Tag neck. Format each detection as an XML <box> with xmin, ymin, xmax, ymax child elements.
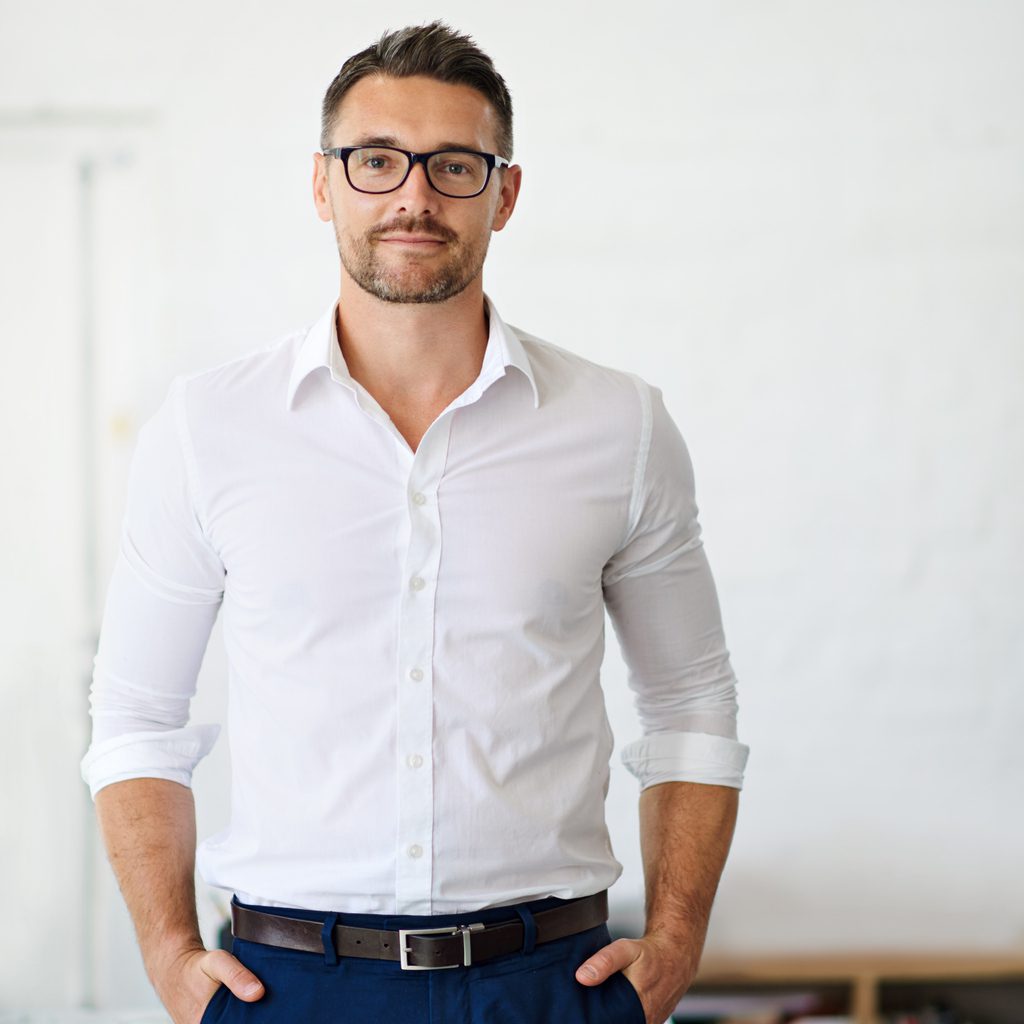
<box><xmin>335</xmin><ymin>274</ymin><xmax>489</xmax><ymax>408</ymax></box>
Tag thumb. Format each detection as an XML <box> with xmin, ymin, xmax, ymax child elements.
<box><xmin>202</xmin><ymin>949</ymin><xmax>265</xmax><ymax>1002</ymax></box>
<box><xmin>575</xmin><ymin>938</ymin><xmax>641</xmax><ymax>986</ymax></box>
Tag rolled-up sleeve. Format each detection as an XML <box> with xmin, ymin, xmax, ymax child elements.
<box><xmin>80</xmin><ymin>376</ymin><xmax>225</xmax><ymax>799</ymax></box>
<box><xmin>603</xmin><ymin>378</ymin><xmax>749</xmax><ymax>790</ymax></box>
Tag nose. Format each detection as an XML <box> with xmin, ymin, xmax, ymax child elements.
<box><xmin>391</xmin><ymin>158</ymin><xmax>437</xmax><ymax>216</ymax></box>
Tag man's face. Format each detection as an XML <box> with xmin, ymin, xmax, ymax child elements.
<box><xmin>313</xmin><ymin>74</ymin><xmax>521</xmax><ymax>304</ymax></box>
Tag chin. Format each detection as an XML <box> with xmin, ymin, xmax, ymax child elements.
<box><xmin>369</xmin><ymin>280</ymin><xmax>473</xmax><ymax>304</ymax></box>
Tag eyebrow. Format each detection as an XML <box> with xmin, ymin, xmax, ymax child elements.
<box><xmin>349</xmin><ymin>134</ymin><xmax>401</xmax><ymax>148</ymax></box>
<box><xmin>347</xmin><ymin>134</ymin><xmax>486</xmax><ymax>153</ymax></box>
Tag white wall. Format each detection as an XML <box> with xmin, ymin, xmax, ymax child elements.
<box><xmin>1</xmin><ymin>0</ymin><xmax>1021</xmax><ymax>1009</ymax></box>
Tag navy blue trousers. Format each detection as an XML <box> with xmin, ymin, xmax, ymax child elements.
<box><xmin>199</xmin><ymin>893</ymin><xmax>646</xmax><ymax>1023</ymax></box>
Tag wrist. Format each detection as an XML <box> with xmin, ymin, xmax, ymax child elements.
<box><xmin>641</xmin><ymin>925</ymin><xmax>705</xmax><ymax>968</ymax></box>
<box><xmin>145</xmin><ymin>934</ymin><xmax>207</xmax><ymax>983</ymax></box>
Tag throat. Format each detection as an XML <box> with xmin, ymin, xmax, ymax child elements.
<box><xmin>382</xmin><ymin>401</ymin><xmax>446</xmax><ymax>454</ymax></box>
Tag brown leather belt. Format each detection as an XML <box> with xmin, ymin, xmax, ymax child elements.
<box><xmin>232</xmin><ymin>890</ymin><xmax>608</xmax><ymax>971</ymax></box>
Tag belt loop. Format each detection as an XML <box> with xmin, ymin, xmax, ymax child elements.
<box><xmin>321</xmin><ymin>912</ymin><xmax>340</xmax><ymax>966</ymax></box>
<box><xmin>513</xmin><ymin>904</ymin><xmax>537</xmax><ymax>955</ymax></box>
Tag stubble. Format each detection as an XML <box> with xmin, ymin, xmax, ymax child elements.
<box><xmin>336</xmin><ymin>215</ymin><xmax>490</xmax><ymax>304</ymax></box>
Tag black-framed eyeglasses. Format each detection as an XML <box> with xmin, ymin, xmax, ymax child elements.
<box><xmin>321</xmin><ymin>146</ymin><xmax>510</xmax><ymax>199</ymax></box>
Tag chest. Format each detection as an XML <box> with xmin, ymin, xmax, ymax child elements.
<box><xmin>201</xmin><ymin>398</ymin><xmax>634</xmax><ymax>623</ymax></box>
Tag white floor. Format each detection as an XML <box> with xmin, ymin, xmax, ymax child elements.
<box><xmin>0</xmin><ymin>1014</ymin><xmax>169</xmax><ymax>1023</ymax></box>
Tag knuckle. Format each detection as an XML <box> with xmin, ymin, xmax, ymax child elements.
<box><xmin>201</xmin><ymin>949</ymin><xmax>239</xmax><ymax>982</ymax></box>
<box><xmin>198</xmin><ymin>949</ymin><xmax>225</xmax><ymax>976</ymax></box>
<box><xmin>222</xmin><ymin>957</ymin><xmax>254</xmax><ymax>986</ymax></box>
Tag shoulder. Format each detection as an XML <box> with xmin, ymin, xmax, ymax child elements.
<box><xmin>503</xmin><ymin>322</ymin><xmax>689</xmax><ymax>483</ymax></box>
<box><xmin>173</xmin><ymin>327</ymin><xmax>307</xmax><ymax>411</ymax></box>
<box><xmin>129</xmin><ymin>323</ymin><xmax>315</xmax><ymax>471</ymax></box>
<box><xmin>506</xmin><ymin>321</ymin><xmax>654</xmax><ymax>414</ymax></box>
<box><xmin>144</xmin><ymin>319</ymin><xmax>321</xmax><ymax>454</ymax></box>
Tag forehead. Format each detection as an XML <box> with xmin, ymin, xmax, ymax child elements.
<box><xmin>333</xmin><ymin>74</ymin><xmax>500</xmax><ymax>152</ymax></box>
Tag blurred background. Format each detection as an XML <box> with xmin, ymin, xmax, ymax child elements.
<box><xmin>0</xmin><ymin>0</ymin><xmax>1021</xmax><ymax>1018</ymax></box>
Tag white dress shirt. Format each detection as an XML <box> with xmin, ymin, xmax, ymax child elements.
<box><xmin>80</xmin><ymin>296</ymin><xmax>749</xmax><ymax>915</ymax></box>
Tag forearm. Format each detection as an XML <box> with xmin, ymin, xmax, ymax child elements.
<box><xmin>639</xmin><ymin>780</ymin><xmax>738</xmax><ymax>962</ymax></box>
<box><xmin>94</xmin><ymin>778</ymin><xmax>205</xmax><ymax>987</ymax></box>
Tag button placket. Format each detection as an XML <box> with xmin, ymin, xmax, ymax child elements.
<box><xmin>393</xmin><ymin>413</ymin><xmax>453</xmax><ymax>914</ymax></box>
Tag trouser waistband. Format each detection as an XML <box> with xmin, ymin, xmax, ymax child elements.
<box><xmin>230</xmin><ymin>891</ymin><xmax>609</xmax><ymax>970</ymax></box>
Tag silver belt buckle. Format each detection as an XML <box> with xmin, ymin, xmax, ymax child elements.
<box><xmin>398</xmin><ymin>922</ymin><xmax>485</xmax><ymax>970</ymax></box>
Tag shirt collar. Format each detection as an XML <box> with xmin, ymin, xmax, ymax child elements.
<box><xmin>285</xmin><ymin>294</ymin><xmax>540</xmax><ymax>412</ymax></box>
<box><xmin>481</xmin><ymin>293</ymin><xmax>540</xmax><ymax>408</ymax></box>
<box><xmin>285</xmin><ymin>302</ymin><xmax>338</xmax><ymax>410</ymax></box>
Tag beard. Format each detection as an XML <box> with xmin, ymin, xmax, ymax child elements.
<box><xmin>336</xmin><ymin>214</ymin><xmax>490</xmax><ymax>304</ymax></box>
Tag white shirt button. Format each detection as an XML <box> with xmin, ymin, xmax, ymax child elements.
<box><xmin>410</xmin><ymin>576</ymin><xmax>425</xmax><ymax>591</ymax></box>
<box><xmin>412</xmin><ymin>492</ymin><xmax>427</xmax><ymax>506</ymax></box>
<box><xmin>408</xmin><ymin>844</ymin><xmax>423</xmax><ymax>859</ymax></box>
<box><xmin>407</xmin><ymin>753</ymin><xmax>424</xmax><ymax>769</ymax></box>
<box><xmin>409</xmin><ymin>667</ymin><xmax>424</xmax><ymax>682</ymax></box>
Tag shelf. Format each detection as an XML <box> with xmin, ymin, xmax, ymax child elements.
<box><xmin>685</xmin><ymin>952</ymin><xmax>1024</xmax><ymax>1024</ymax></box>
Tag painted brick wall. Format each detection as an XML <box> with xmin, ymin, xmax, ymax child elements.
<box><xmin>1</xmin><ymin>0</ymin><xmax>1019</xmax><ymax>1009</ymax></box>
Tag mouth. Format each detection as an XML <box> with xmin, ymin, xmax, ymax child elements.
<box><xmin>377</xmin><ymin>234</ymin><xmax>447</xmax><ymax>246</ymax></box>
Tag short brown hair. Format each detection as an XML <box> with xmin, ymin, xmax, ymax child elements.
<box><xmin>320</xmin><ymin>21</ymin><xmax>514</xmax><ymax>159</ymax></box>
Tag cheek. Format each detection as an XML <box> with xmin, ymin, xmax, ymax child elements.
<box><xmin>332</xmin><ymin>193</ymin><xmax>387</xmax><ymax>234</ymax></box>
<box><xmin>458</xmin><ymin>202</ymin><xmax>500</xmax><ymax>239</ymax></box>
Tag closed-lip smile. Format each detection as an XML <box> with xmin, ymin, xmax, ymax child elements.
<box><xmin>378</xmin><ymin>233</ymin><xmax>446</xmax><ymax>243</ymax></box>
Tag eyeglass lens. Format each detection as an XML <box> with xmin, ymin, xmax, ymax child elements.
<box><xmin>348</xmin><ymin>148</ymin><xmax>489</xmax><ymax>196</ymax></box>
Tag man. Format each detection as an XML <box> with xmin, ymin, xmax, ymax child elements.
<box><xmin>81</xmin><ymin>21</ymin><xmax>749</xmax><ymax>1024</ymax></box>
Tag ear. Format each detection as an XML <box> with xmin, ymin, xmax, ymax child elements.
<box><xmin>491</xmin><ymin>163</ymin><xmax>522</xmax><ymax>232</ymax></box>
<box><xmin>312</xmin><ymin>152</ymin><xmax>333</xmax><ymax>223</ymax></box>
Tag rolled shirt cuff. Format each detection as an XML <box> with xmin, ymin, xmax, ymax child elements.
<box><xmin>80</xmin><ymin>723</ymin><xmax>221</xmax><ymax>799</ymax></box>
<box><xmin>621</xmin><ymin>730</ymin><xmax>749</xmax><ymax>790</ymax></box>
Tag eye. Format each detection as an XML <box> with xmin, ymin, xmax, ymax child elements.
<box><xmin>428</xmin><ymin>153</ymin><xmax>486</xmax><ymax>191</ymax></box>
<box><xmin>355</xmin><ymin>149</ymin><xmax>400</xmax><ymax>172</ymax></box>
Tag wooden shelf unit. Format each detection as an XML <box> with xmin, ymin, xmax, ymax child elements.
<box><xmin>691</xmin><ymin>952</ymin><xmax>1024</xmax><ymax>1023</ymax></box>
